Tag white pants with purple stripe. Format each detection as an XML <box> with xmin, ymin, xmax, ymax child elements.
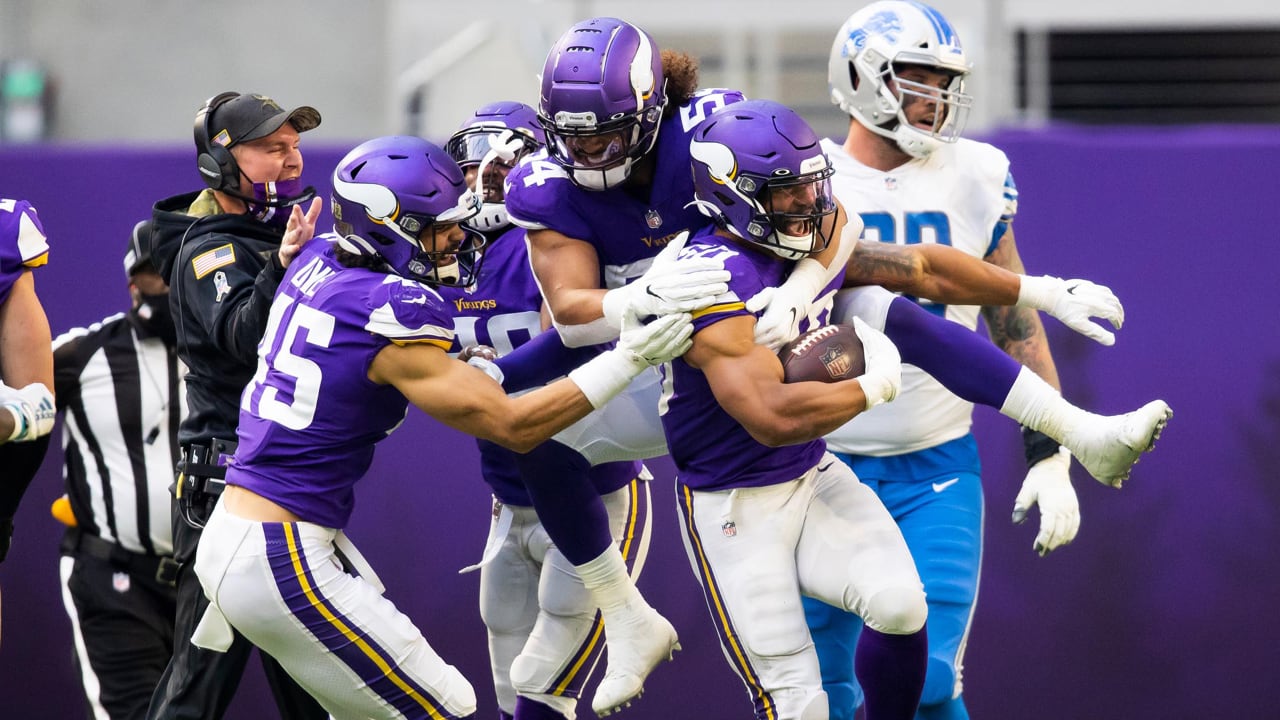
<box><xmin>477</xmin><ymin>478</ymin><xmax>652</xmax><ymax>718</ymax></box>
<box><xmin>675</xmin><ymin>454</ymin><xmax>926</xmax><ymax>720</ymax></box>
<box><xmin>194</xmin><ymin>501</ymin><xmax>476</xmax><ymax>720</ymax></box>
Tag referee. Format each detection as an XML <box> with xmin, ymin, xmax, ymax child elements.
<box><xmin>52</xmin><ymin>220</ymin><xmax>186</xmax><ymax>720</ymax></box>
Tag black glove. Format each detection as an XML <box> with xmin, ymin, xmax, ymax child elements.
<box><xmin>0</xmin><ymin>516</ymin><xmax>13</xmax><ymax>564</ymax></box>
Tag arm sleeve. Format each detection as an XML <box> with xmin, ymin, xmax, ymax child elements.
<box><xmin>0</xmin><ymin>434</ymin><xmax>52</xmax><ymax>519</ymax></box>
<box><xmin>883</xmin><ymin>295</ymin><xmax>1021</xmax><ymax>408</ymax></box>
<box><xmin>494</xmin><ymin>327</ymin><xmax>600</xmax><ymax>394</ymax></box>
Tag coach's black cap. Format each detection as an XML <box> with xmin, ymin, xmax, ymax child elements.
<box><xmin>207</xmin><ymin>92</ymin><xmax>321</xmax><ymax>148</ymax></box>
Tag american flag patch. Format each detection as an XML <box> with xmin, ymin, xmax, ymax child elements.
<box><xmin>192</xmin><ymin>244</ymin><xmax>236</xmax><ymax>278</ymax></box>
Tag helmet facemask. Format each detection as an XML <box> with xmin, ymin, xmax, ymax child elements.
<box><xmin>446</xmin><ymin>125</ymin><xmax>540</xmax><ymax>233</ymax></box>
<box><xmin>541</xmin><ymin>102</ymin><xmax>665</xmax><ymax>190</ymax></box>
<box><xmin>854</xmin><ymin>53</ymin><xmax>972</xmax><ymax>158</ymax></box>
<box><xmin>738</xmin><ymin>168</ymin><xmax>837</xmax><ymax>260</ymax></box>
<box><xmin>537</xmin><ymin>17</ymin><xmax>669</xmax><ymax>191</ymax></box>
<box><xmin>331</xmin><ymin>136</ymin><xmax>489</xmax><ymax>288</ymax></box>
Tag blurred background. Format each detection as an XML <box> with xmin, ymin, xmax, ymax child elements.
<box><xmin>2</xmin><ymin>0</ymin><xmax>1279</xmax><ymax>718</ymax></box>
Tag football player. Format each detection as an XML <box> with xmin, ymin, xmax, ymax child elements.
<box><xmin>804</xmin><ymin>4</ymin><xmax>1171</xmax><ymax>718</ymax></box>
<box><xmin>441</xmin><ymin>102</ymin><xmax>670</xmax><ymax>720</ymax></box>
<box><xmin>507</xmin><ymin>16</ymin><xmax>1170</xmax><ymax>717</ymax></box>
<box><xmin>0</xmin><ymin>198</ymin><xmax>56</xmax><ymax>647</ymax></box>
<box><xmin>188</xmin><ymin>136</ymin><xmax>695</xmax><ymax>720</ymax></box>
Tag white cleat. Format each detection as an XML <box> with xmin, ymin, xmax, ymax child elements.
<box><xmin>1064</xmin><ymin>399</ymin><xmax>1172</xmax><ymax>488</ymax></box>
<box><xmin>591</xmin><ymin>605</ymin><xmax>681</xmax><ymax>716</ymax></box>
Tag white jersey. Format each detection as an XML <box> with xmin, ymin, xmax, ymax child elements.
<box><xmin>824</xmin><ymin>137</ymin><xmax>1017</xmax><ymax>456</ymax></box>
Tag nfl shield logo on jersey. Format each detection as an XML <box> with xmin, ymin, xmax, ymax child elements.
<box><xmin>112</xmin><ymin>571</ymin><xmax>131</xmax><ymax>593</ymax></box>
<box><xmin>721</xmin><ymin>520</ymin><xmax>737</xmax><ymax>537</ymax></box>
<box><xmin>645</xmin><ymin>210</ymin><xmax>663</xmax><ymax>229</ymax></box>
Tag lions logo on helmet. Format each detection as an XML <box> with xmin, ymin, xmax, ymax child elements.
<box><xmin>828</xmin><ymin>0</ymin><xmax>972</xmax><ymax>158</ymax></box>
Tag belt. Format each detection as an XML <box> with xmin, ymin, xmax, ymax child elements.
<box><xmin>62</xmin><ymin>528</ymin><xmax>180</xmax><ymax>587</ymax></box>
<box><xmin>178</xmin><ymin>438</ymin><xmax>238</xmax><ymax>500</ymax></box>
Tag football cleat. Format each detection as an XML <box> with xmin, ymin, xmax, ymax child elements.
<box><xmin>1064</xmin><ymin>400</ymin><xmax>1173</xmax><ymax>488</ymax></box>
<box><xmin>591</xmin><ymin>603</ymin><xmax>681</xmax><ymax>716</ymax></box>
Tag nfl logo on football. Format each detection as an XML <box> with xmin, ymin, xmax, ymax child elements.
<box><xmin>721</xmin><ymin>521</ymin><xmax>737</xmax><ymax>537</ymax></box>
<box><xmin>821</xmin><ymin>346</ymin><xmax>851</xmax><ymax>378</ymax></box>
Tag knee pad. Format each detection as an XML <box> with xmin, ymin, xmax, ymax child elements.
<box><xmin>861</xmin><ymin>585</ymin><xmax>927</xmax><ymax>635</ymax></box>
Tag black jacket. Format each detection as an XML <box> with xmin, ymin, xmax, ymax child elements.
<box><xmin>151</xmin><ymin>191</ymin><xmax>286</xmax><ymax>447</ymax></box>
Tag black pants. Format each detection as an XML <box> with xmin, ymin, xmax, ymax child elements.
<box><xmin>62</xmin><ymin>548</ymin><xmax>178</xmax><ymax>720</ymax></box>
<box><xmin>145</xmin><ymin>496</ymin><xmax>327</xmax><ymax>720</ymax></box>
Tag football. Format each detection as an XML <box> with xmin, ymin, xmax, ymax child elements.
<box><xmin>779</xmin><ymin>323</ymin><xmax>865</xmax><ymax>383</ymax></box>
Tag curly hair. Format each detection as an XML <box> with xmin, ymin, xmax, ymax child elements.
<box><xmin>334</xmin><ymin>245</ymin><xmax>389</xmax><ymax>273</ymax></box>
<box><xmin>661</xmin><ymin>50</ymin><xmax>700</xmax><ymax>118</ymax></box>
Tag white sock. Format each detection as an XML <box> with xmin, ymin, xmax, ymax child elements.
<box><xmin>999</xmin><ymin>367</ymin><xmax>1093</xmax><ymax>444</ymax></box>
<box><xmin>575</xmin><ymin>547</ymin><xmax>640</xmax><ymax>613</ymax></box>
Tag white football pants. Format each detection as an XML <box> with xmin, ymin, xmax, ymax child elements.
<box><xmin>676</xmin><ymin>454</ymin><xmax>926</xmax><ymax>720</ymax></box>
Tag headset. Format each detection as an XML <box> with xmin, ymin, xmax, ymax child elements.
<box><xmin>193</xmin><ymin>91</ymin><xmax>242</xmax><ymax>192</ymax></box>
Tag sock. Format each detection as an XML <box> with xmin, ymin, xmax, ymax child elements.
<box><xmin>883</xmin><ymin>297</ymin><xmax>1019</xmax><ymax>408</ymax></box>
<box><xmin>513</xmin><ymin>696</ymin><xmax>569</xmax><ymax>720</ymax></box>
<box><xmin>855</xmin><ymin>626</ymin><xmax>928</xmax><ymax>720</ymax></box>
<box><xmin>573</xmin><ymin>545</ymin><xmax>637</xmax><ymax>612</ymax></box>
<box><xmin>998</xmin><ymin>366</ymin><xmax>1092</xmax><ymax>443</ymax></box>
<box><xmin>514</xmin><ymin>440</ymin><xmax>612</xmax><ymax>566</ymax></box>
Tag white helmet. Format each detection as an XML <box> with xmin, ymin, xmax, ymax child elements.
<box><xmin>828</xmin><ymin>1</ymin><xmax>972</xmax><ymax>158</ymax></box>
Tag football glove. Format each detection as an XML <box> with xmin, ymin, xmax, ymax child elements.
<box><xmin>569</xmin><ymin>311</ymin><xmax>694</xmax><ymax>409</ymax></box>
<box><xmin>2</xmin><ymin>382</ymin><xmax>55</xmax><ymax>443</ymax></box>
<box><xmin>851</xmin><ymin>317</ymin><xmax>901</xmax><ymax>411</ymax></box>
<box><xmin>747</xmin><ymin>216</ymin><xmax>859</xmax><ymax>351</ymax></box>
<box><xmin>601</xmin><ymin>232</ymin><xmax>730</xmax><ymax>330</ymax></box>
<box><xmin>1012</xmin><ymin>447</ymin><xmax>1080</xmax><ymax>556</ymax></box>
<box><xmin>1016</xmin><ymin>275</ymin><xmax>1124</xmax><ymax>346</ymax></box>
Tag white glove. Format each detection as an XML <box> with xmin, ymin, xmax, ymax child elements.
<box><xmin>568</xmin><ymin>311</ymin><xmax>694</xmax><ymax>409</ymax></box>
<box><xmin>2</xmin><ymin>382</ymin><xmax>56</xmax><ymax>443</ymax></box>
<box><xmin>1016</xmin><ymin>275</ymin><xmax>1124</xmax><ymax>346</ymax></box>
<box><xmin>617</xmin><ymin>310</ymin><xmax>695</xmax><ymax>367</ymax></box>
<box><xmin>601</xmin><ymin>232</ymin><xmax>731</xmax><ymax>330</ymax></box>
<box><xmin>850</xmin><ymin>317</ymin><xmax>901</xmax><ymax>411</ymax></box>
<box><xmin>746</xmin><ymin>281</ymin><xmax>809</xmax><ymax>352</ymax></box>
<box><xmin>747</xmin><ymin>217</ymin><xmax>859</xmax><ymax>351</ymax></box>
<box><xmin>1011</xmin><ymin>447</ymin><xmax>1080</xmax><ymax>556</ymax></box>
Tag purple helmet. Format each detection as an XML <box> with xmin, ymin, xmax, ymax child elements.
<box><xmin>690</xmin><ymin>100</ymin><xmax>837</xmax><ymax>260</ymax></box>
<box><xmin>538</xmin><ymin>17</ymin><xmax>667</xmax><ymax>190</ymax></box>
<box><xmin>331</xmin><ymin>136</ymin><xmax>485</xmax><ymax>286</ymax></box>
<box><xmin>445</xmin><ymin>101</ymin><xmax>545</xmax><ymax>233</ymax></box>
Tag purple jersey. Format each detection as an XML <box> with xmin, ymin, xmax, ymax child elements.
<box><xmin>229</xmin><ymin>238</ymin><xmax>455</xmax><ymax>528</ymax></box>
<box><xmin>659</xmin><ymin>227</ymin><xmax>841</xmax><ymax>491</ymax></box>
<box><xmin>435</xmin><ymin>227</ymin><xmax>640</xmax><ymax>504</ymax></box>
<box><xmin>505</xmin><ymin>90</ymin><xmax>745</xmax><ymax>289</ymax></box>
<box><xmin>0</xmin><ymin>198</ymin><xmax>50</xmax><ymax>305</ymax></box>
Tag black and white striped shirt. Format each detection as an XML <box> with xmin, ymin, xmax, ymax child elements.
<box><xmin>53</xmin><ymin>312</ymin><xmax>187</xmax><ymax>556</ymax></box>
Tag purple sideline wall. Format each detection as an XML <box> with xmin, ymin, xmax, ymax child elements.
<box><xmin>1</xmin><ymin>125</ymin><xmax>1277</xmax><ymax>718</ymax></box>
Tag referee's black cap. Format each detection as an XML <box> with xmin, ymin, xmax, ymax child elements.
<box><xmin>123</xmin><ymin>219</ymin><xmax>155</xmax><ymax>277</ymax></box>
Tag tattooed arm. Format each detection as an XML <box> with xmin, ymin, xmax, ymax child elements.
<box><xmin>842</xmin><ymin>234</ymin><xmax>1024</xmax><ymax>308</ymax></box>
<box><xmin>980</xmin><ymin>227</ymin><xmax>1060</xmax><ymax>390</ymax></box>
